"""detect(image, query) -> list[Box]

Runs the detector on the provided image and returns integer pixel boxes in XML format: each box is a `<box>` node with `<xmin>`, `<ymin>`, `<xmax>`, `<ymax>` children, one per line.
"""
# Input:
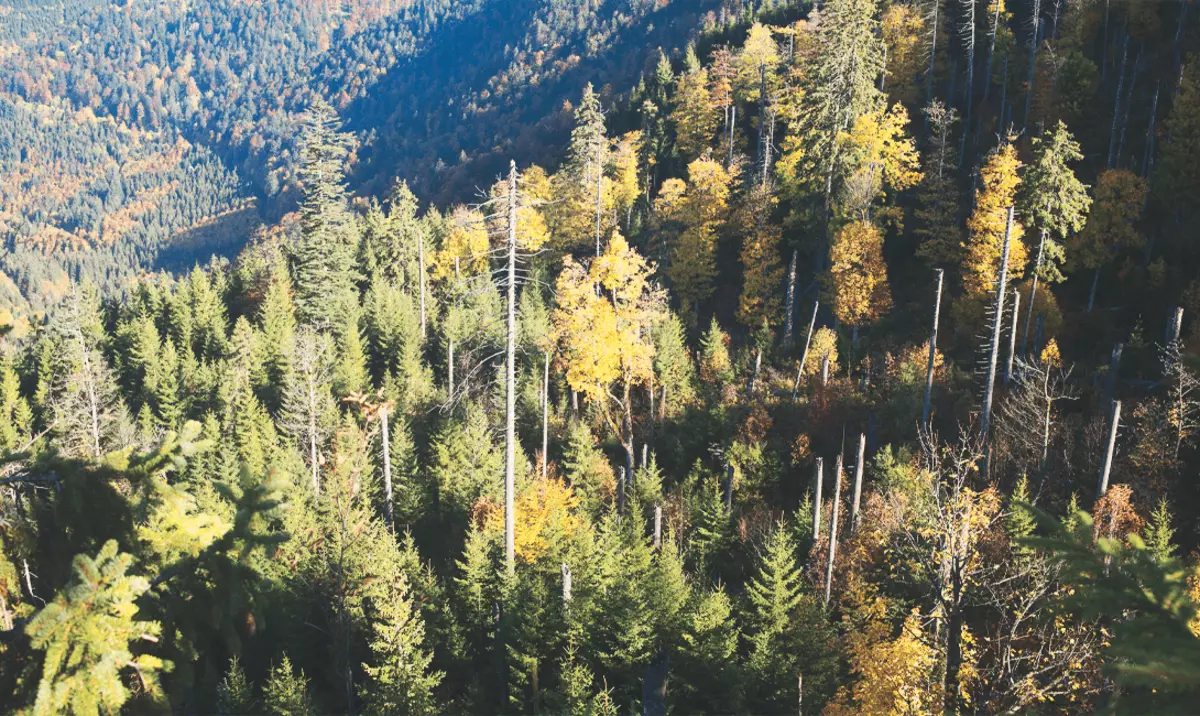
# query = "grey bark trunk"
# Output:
<box><xmin>418</xmin><ymin>232</ymin><xmax>427</xmax><ymax>340</ymax></box>
<box><xmin>1087</xmin><ymin>267</ymin><xmax>1100</xmax><ymax>312</ymax></box>
<box><xmin>783</xmin><ymin>250</ymin><xmax>798</xmax><ymax>350</ymax></box>
<box><xmin>1022</xmin><ymin>230</ymin><xmax>1046</xmax><ymax>358</ymax></box>
<box><xmin>1098</xmin><ymin>400</ymin><xmax>1121</xmax><ymax>498</ymax></box>
<box><xmin>542</xmin><ymin>351</ymin><xmax>550</xmax><ymax>480</ymax></box>
<box><xmin>1107</xmin><ymin>36</ymin><xmax>1128</xmax><ymax>168</ymax></box>
<box><xmin>981</xmin><ymin>207</ymin><xmax>1015</xmax><ymax>442</ymax></box>
<box><xmin>1005</xmin><ymin>291</ymin><xmax>1020</xmax><ymax>384</ymax></box>
<box><xmin>851</xmin><ymin>433</ymin><xmax>866</xmax><ymax>531</ymax></box>
<box><xmin>504</xmin><ymin>162</ymin><xmax>518</xmax><ymax>572</ymax></box>
<box><xmin>923</xmin><ymin>270</ymin><xmax>945</xmax><ymax>433</ymax></box>
<box><xmin>793</xmin><ymin>300</ymin><xmax>820</xmax><ymax>400</ymax></box>
<box><xmin>823</xmin><ymin>455</ymin><xmax>844</xmax><ymax>611</ymax></box>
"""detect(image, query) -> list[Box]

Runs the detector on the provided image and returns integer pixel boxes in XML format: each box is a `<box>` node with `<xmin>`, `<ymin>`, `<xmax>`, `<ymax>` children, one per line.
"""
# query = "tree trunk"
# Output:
<box><xmin>851</xmin><ymin>433</ymin><xmax>866</xmax><ymax>531</ymax></box>
<box><xmin>959</xmin><ymin>0</ymin><xmax>976</xmax><ymax>166</ymax></box>
<box><xmin>724</xmin><ymin>462</ymin><xmax>735</xmax><ymax>510</ymax></box>
<box><xmin>542</xmin><ymin>351</ymin><xmax>550</xmax><ymax>480</ymax></box>
<box><xmin>653</xmin><ymin>504</ymin><xmax>662</xmax><ymax>550</ymax></box>
<box><xmin>561</xmin><ymin>563</ymin><xmax>572</xmax><ymax>604</ymax></box>
<box><xmin>812</xmin><ymin>457</ymin><xmax>824</xmax><ymax>542</ymax></box>
<box><xmin>750</xmin><ymin>348</ymin><xmax>762</xmax><ymax>395</ymax></box>
<box><xmin>923</xmin><ymin>269</ymin><xmax>945</xmax><ymax>433</ymax></box>
<box><xmin>595</xmin><ymin>140</ymin><xmax>605</xmax><ymax>257</ymax></box>
<box><xmin>926</xmin><ymin>0</ymin><xmax>940</xmax><ymax>108</ymax></box>
<box><xmin>1170</xmin><ymin>306</ymin><xmax>1185</xmax><ymax>344</ymax></box>
<box><xmin>1143</xmin><ymin>83</ymin><xmax>1160</xmax><ymax>177</ymax></box>
<box><xmin>381</xmin><ymin>407</ymin><xmax>393</xmax><ymax>526</ymax></box>
<box><xmin>1087</xmin><ymin>267</ymin><xmax>1100</xmax><ymax>312</ymax></box>
<box><xmin>648</xmin><ymin>371</ymin><xmax>656</xmax><ymax>449</ymax></box>
<box><xmin>448</xmin><ymin>338</ymin><xmax>455</xmax><ymax>400</ymax></box>
<box><xmin>617</xmin><ymin>466</ymin><xmax>627</xmax><ymax>515</ymax></box>
<box><xmin>418</xmin><ymin>231</ymin><xmax>427</xmax><ymax>340</ymax></box>
<box><xmin>981</xmin><ymin>208</ymin><xmax>1015</xmax><ymax>442</ymax></box>
<box><xmin>981</xmin><ymin>0</ymin><xmax>1001</xmax><ymax>104</ymax></box>
<box><xmin>783</xmin><ymin>250</ymin><xmax>798</xmax><ymax>350</ymax></box>
<box><xmin>1005</xmin><ymin>291</ymin><xmax>1020</xmax><ymax>384</ymax></box>
<box><xmin>793</xmin><ymin>300</ymin><xmax>820</xmax><ymax>401</ymax></box>
<box><xmin>504</xmin><ymin>163</ymin><xmax>519</xmax><ymax>572</ymax></box>
<box><xmin>1117</xmin><ymin>48</ymin><xmax>1142</xmax><ymax>163</ymax></box>
<box><xmin>1022</xmin><ymin>230</ymin><xmax>1046</xmax><ymax>358</ymax></box>
<box><xmin>1107</xmin><ymin>342</ymin><xmax>1123</xmax><ymax>412</ymax></box>
<box><xmin>1098</xmin><ymin>400</ymin><xmax>1121</xmax><ymax>499</ymax></box>
<box><xmin>728</xmin><ymin>104</ymin><xmax>736</xmax><ymax>167</ymax></box>
<box><xmin>823</xmin><ymin>455</ymin><xmax>843</xmax><ymax>611</ymax></box>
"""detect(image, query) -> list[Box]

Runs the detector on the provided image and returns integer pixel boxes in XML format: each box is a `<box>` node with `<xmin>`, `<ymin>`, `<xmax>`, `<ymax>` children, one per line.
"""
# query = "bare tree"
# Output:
<box><xmin>281</xmin><ymin>327</ymin><xmax>337</xmax><ymax>492</ymax></box>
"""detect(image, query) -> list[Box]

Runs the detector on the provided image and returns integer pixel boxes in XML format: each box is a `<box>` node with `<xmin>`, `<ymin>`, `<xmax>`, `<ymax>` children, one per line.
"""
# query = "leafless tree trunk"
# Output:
<box><xmin>381</xmin><ymin>406</ymin><xmax>393</xmax><ymax>526</ymax></box>
<box><xmin>1005</xmin><ymin>291</ymin><xmax>1020</xmax><ymax>384</ymax></box>
<box><xmin>1022</xmin><ymin>230</ymin><xmax>1046</xmax><ymax>357</ymax></box>
<box><xmin>418</xmin><ymin>230</ymin><xmax>427</xmax><ymax>340</ymax></box>
<box><xmin>1108</xmin><ymin>36</ymin><xmax>1128</xmax><ymax>168</ymax></box>
<box><xmin>561</xmin><ymin>563</ymin><xmax>572</xmax><ymax>604</ymax></box>
<box><xmin>793</xmin><ymin>301</ymin><xmax>820</xmax><ymax>400</ymax></box>
<box><xmin>812</xmin><ymin>457</ymin><xmax>824</xmax><ymax>542</ymax></box>
<box><xmin>924</xmin><ymin>269</ymin><xmax>945</xmax><ymax>432</ymax></box>
<box><xmin>981</xmin><ymin>208</ymin><xmax>1015</xmax><ymax>442</ymax></box>
<box><xmin>653</xmin><ymin>504</ymin><xmax>662</xmax><ymax>550</ymax></box>
<box><xmin>851</xmin><ymin>433</ymin><xmax>866</xmax><ymax>530</ymax></box>
<box><xmin>783</xmin><ymin>250</ymin><xmax>798</xmax><ymax>350</ymax></box>
<box><xmin>505</xmin><ymin>162</ymin><xmax>518</xmax><ymax>572</ymax></box>
<box><xmin>1098</xmin><ymin>400</ymin><xmax>1121</xmax><ymax>498</ymax></box>
<box><xmin>824</xmin><ymin>455</ymin><xmax>844</xmax><ymax>610</ymax></box>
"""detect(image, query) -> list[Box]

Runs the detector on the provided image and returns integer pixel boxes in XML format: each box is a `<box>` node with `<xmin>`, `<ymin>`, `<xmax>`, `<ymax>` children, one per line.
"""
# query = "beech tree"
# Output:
<box><xmin>962</xmin><ymin>142</ymin><xmax>1028</xmax><ymax>296</ymax></box>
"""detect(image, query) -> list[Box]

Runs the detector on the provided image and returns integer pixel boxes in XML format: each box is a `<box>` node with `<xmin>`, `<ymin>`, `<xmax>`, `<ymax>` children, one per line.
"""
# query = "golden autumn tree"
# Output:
<box><xmin>829</xmin><ymin>220</ymin><xmax>892</xmax><ymax>330</ymax></box>
<box><xmin>826</xmin><ymin>608</ymin><xmax>944</xmax><ymax>715</ymax></box>
<box><xmin>962</xmin><ymin>142</ymin><xmax>1027</xmax><ymax>296</ymax></box>
<box><xmin>484</xmin><ymin>473</ymin><xmax>587</xmax><ymax>564</ymax></box>
<box><xmin>837</xmin><ymin>103</ymin><xmax>922</xmax><ymax>220</ymax></box>
<box><xmin>733</xmin><ymin>23</ymin><xmax>781</xmax><ymax>102</ymax></box>
<box><xmin>657</xmin><ymin>157</ymin><xmax>733</xmax><ymax>321</ymax></box>
<box><xmin>553</xmin><ymin>231</ymin><xmax>666</xmax><ymax>477</ymax></box>
<box><xmin>431</xmin><ymin>206</ymin><xmax>489</xmax><ymax>281</ymax></box>
<box><xmin>609</xmin><ymin>131</ymin><xmax>642</xmax><ymax>227</ymax></box>
<box><xmin>737</xmin><ymin>182</ymin><xmax>785</xmax><ymax>330</ymax></box>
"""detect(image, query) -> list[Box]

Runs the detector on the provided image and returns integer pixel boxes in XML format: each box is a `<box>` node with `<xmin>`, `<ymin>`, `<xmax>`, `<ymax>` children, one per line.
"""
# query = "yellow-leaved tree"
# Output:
<box><xmin>826</xmin><ymin>606</ymin><xmax>944</xmax><ymax>715</ymax></box>
<box><xmin>962</xmin><ymin>142</ymin><xmax>1027</xmax><ymax>296</ymax></box>
<box><xmin>830</xmin><ymin>220</ymin><xmax>892</xmax><ymax>330</ymax></box>
<box><xmin>737</xmin><ymin>182</ymin><xmax>785</xmax><ymax>330</ymax></box>
<box><xmin>553</xmin><ymin>231</ymin><xmax>666</xmax><ymax>477</ymax></box>
<box><xmin>657</xmin><ymin>157</ymin><xmax>733</xmax><ymax>321</ymax></box>
<box><xmin>837</xmin><ymin>103</ymin><xmax>921</xmax><ymax>221</ymax></box>
<box><xmin>881</xmin><ymin>2</ymin><xmax>927</xmax><ymax>106</ymax></box>
<box><xmin>431</xmin><ymin>206</ymin><xmax>489</xmax><ymax>281</ymax></box>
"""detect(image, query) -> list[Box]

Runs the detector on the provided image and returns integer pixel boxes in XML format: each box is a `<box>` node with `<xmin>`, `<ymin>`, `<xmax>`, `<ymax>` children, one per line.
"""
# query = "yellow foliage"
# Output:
<box><xmin>825</xmin><ymin>608</ymin><xmax>943</xmax><ymax>716</ymax></box>
<box><xmin>1040</xmin><ymin>338</ymin><xmax>1062</xmax><ymax>367</ymax></box>
<box><xmin>829</xmin><ymin>220</ymin><xmax>892</xmax><ymax>327</ymax></box>
<box><xmin>962</xmin><ymin>143</ymin><xmax>1028</xmax><ymax>295</ymax></box>
<box><xmin>661</xmin><ymin>158</ymin><xmax>733</xmax><ymax>315</ymax></box>
<box><xmin>734</xmin><ymin>23</ymin><xmax>781</xmax><ymax>101</ymax></box>
<box><xmin>487</xmin><ymin>171</ymin><xmax>550</xmax><ymax>252</ymax></box>
<box><xmin>737</xmin><ymin>184</ymin><xmax>784</xmax><ymax>329</ymax></box>
<box><xmin>432</xmin><ymin>206</ymin><xmax>489</xmax><ymax>281</ymax></box>
<box><xmin>487</xmin><ymin>475</ymin><xmax>586</xmax><ymax>564</ymax></box>
<box><xmin>553</xmin><ymin>231</ymin><xmax>665</xmax><ymax>405</ymax></box>
<box><xmin>805</xmin><ymin>327</ymin><xmax>840</xmax><ymax>376</ymax></box>
<box><xmin>841</xmin><ymin>104</ymin><xmax>922</xmax><ymax>200</ymax></box>
<box><xmin>610</xmin><ymin>131</ymin><xmax>643</xmax><ymax>216</ymax></box>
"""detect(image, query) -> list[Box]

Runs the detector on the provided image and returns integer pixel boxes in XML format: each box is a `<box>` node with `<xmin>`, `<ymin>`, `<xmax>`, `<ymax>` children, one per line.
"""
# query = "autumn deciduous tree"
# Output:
<box><xmin>671</xmin><ymin>48</ymin><xmax>719</xmax><ymax>162</ymax></box>
<box><xmin>837</xmin><ymin>103</ymin><xmax>921</xmax><ymax>220</ymax></box>
<box><xmin>553</xmin><ymin>232</ymin><xmax>665</xmax><ymax>478</ymax></box>
<box><xmin>656</xmin><ymin>157</ymin><xmax>732</xmax><ymax>321</ymax></box>
<box><xmin>829</xmin><ymin>221</ymin><xmax>892</xmax><ymax>330</ymax></box>
<box><xmin>962</xmin><ymin>142</ymin><xmax>1027</xmax><ymax>296</ymax></box>
<box><xmin>881</xmin><ymin>2</ymin><xmax>927</xmax><ymax>106</ymax></box>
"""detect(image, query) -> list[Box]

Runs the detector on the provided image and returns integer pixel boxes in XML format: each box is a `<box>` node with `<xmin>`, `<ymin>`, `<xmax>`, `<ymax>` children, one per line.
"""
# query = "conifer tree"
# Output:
<box><xmin>292</xmin><ymin>99</ymin><xmax>359</xmax><ymax>331</ymax></box>
<box><xmin>651</xmin><ymin>312</ymin><xmax>696</xmax><ymax>418</ymax></box>
<box><xmin>915</xmin><ymin>102</ymin><xmax>963</xmax><ymax>267</ymax></box>
<box><xmin>737</xmin><ymin>182</ymin><xmax>785</xmax><ymax>330</ymax></box>
<box><xmin>262</xmin><ymin>655</ymin><xmax>316</xmax><ymax>716</ymax></box>
<box><xmin>24</xmin><ymin>540</ymin><xmax>168</xmax><ymax>715</ymax></box>
<box><xmin>361</xmin><ymin>573</ymin><xmax>442</xmax><ymax>715</ymax></box>
<box><xmin>280</xmin><ymin>327</ymin><xmax>337</xmax><ymax>491</ymax></box>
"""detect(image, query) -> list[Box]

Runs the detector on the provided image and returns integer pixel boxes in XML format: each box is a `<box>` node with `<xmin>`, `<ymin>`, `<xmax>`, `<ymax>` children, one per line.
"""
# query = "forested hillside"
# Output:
<box><xmin>4</xmin><ymin>0</ymin><xmax>1200</xmax><ymax>714</ymax></box>
<box><xmin>0</xmin><ymin>0</ymin><xmax>741</xmax><ymax>323</ymax></box>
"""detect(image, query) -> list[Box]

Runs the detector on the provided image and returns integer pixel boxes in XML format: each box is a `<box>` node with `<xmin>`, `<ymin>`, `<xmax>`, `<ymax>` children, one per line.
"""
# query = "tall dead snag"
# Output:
<box><xmin>923</xmin><ymin>269</ymin><xmax>945</xmax><ymax>433</ymax></box>
<box><xmin>824</xmin><ymin>454</ymin><xmax>844</xmax><ymax>611</ymax></box>
<box><xmin>981</xmin><ymin>207</ymin><xmax>1015</xmax><ymax>443</ymax></box>
<box><xmin>505</xmin><ymin>161</ymin><xmax>518</xmax><ymax>571</ymax></box>
<box><xmin>1005</xmin><ymin>291</ymin><xmax>1020</xmax><ymax>384</ymax></box>
<box><xmin>792</xmin><ymin>301</ymin><xmax>820</xmax><ymax>400</ymax></box>
<box><xmin>851</xmin><ymin>433</ymin><xmax>866</xmax><ymax>531</ymax></box>
<box><xmin>812</xmin><ymin>457</ymin><xmax>825</xmax><ymax>542</ymax></box>
<box><xmin>1098</xmin><ymin>400</ymin><xmax>1121</xmax><ymax>499</ymax></box>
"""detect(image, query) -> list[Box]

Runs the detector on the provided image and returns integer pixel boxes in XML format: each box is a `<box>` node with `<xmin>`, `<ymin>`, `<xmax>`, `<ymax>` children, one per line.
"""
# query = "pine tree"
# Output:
<box><xmin>216</xmin><ymin>657</ymin><xmax>254</xmax><ymax>715</ymax></box>
<box><xmin>674</xmin><ymin>586</ymin><xmax>743</xmax><ymax>713</ymax></box>
<box><xmin>915</xmin><ymin>101</ymin><xmax>963</xmax><ymax>267</ymax></box>
<box><xmin>1021</xmin><ymin>121</ymin><xmax>1092</xmax><ymax>284</ymax></box>
<box><xmin>291</xmin><ymin>98</ymin><xmax>359</xmax><ymax>331</ymax></box>
<box><xmin>567</xmin><ymin>84</ymin><xmax>607</xmax><ymax>186</ymax></box>
<box><xmin>361</xmin><ymin>573</ymin><xmax>443</xmax><ymax>715</ymax></box>
<box><xmin>1158</xmin><ymin>59</ymin><xmax>1200</xmax><ymax>217</ymax></box>
<box><xmin>651</xmin><ymin>312</ymin><xmax>696</xmax><ymax>418</ymax></box>
<box><xmin>262</xmin><ymin>655</ymin><xmax>315</xmax><ymax>716</ymax></box>
<box><xmin>25</xmin><ymin>540</ymin><xmax>168</xmax><ymax>715</ymax></box>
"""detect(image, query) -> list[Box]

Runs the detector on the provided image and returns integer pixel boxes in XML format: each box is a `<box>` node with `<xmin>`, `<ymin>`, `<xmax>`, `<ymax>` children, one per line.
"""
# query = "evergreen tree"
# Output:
<box><xmin>915</xmin><ymin>101</ymin><xmax>963</xmax><ymax>267</ymax></box>
<box><xmin>291</xmin><ymin>99</ymin><xmax>359</xmax><ymax>331</ymax></box>
<box><xmin>262</xmin><ymin>655</ymin><xmax>315</xmax><ymax>716</ymax></box>
<box><xmin>361</xmin><ymin>573</ymin><xmax>443</xmax><ymax>715</ymax></box>
<box><xmin>1021</xmin><ymin>121</ymin><xmax>1092</xmax><ymax>284</ymax></box>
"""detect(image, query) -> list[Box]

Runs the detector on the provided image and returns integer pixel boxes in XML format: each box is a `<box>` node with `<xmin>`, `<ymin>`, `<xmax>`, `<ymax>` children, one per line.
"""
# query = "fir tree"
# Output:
<box><xmin>262</xmin><ymin>655</ymin><xmax>315</xmax><ymax>716</ymax></box>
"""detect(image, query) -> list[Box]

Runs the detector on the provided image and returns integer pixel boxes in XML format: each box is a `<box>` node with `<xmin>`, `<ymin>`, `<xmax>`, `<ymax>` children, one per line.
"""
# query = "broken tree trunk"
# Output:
<box><xmin>812</xmin><ymin>457</ymin><xmax>824</xmax><ymax>542</ymax></box>
<box><xmin>824</xmin><ymin>454</ymin><xmax>844</xmax><ymax>611</ymax></box>
<box><xmin>793</xmin><ymin>300</ymin><xmax>820</xmax><ymax>400</ymax></box>
<box><xmin>851</xmin><ymin>433</ymin><xmax>866</xmax><ymax>531</ymax></box>
<box><xmin>1098</xmin><ymin>400</ymin><xmax>1121</xmax><ymax>498</ymax></box>
<box><xmin>1005</xmin><ymin>290</ymin><xmax>1021</xmax><ymax>384</ymax></box>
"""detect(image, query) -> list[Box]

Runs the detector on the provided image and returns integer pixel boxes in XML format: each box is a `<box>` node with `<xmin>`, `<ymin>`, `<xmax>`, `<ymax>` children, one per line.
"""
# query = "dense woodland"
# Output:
<box><xmin>4</xmin><ymin>0</ymin><xmax>1200</xmax><ymax>714</ymax></box>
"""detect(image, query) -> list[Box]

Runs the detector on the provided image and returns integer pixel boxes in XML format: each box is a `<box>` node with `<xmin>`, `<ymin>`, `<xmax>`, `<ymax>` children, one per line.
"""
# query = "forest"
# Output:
<box><xmin>3</xmin><ymin>0</ymin><xmax>1200</xmax><ymax>714</ymax></box>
